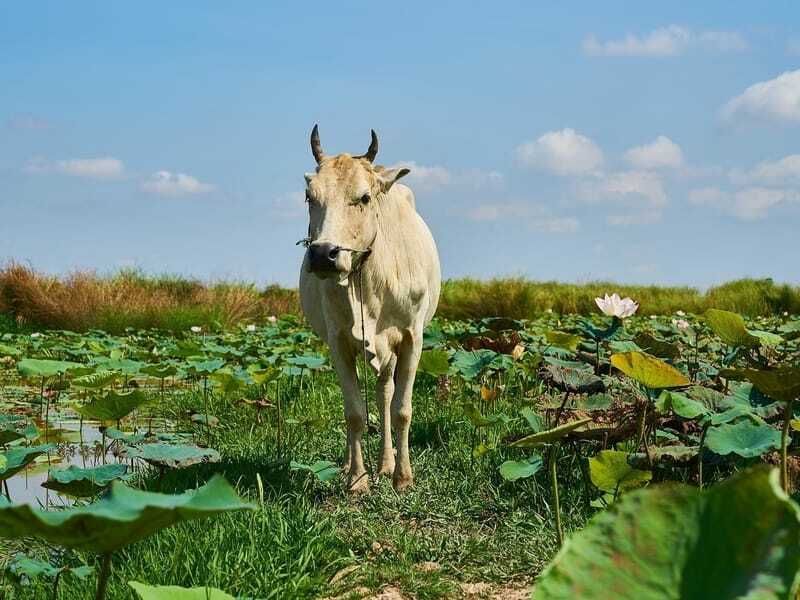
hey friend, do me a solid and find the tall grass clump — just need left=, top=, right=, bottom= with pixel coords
left=0, top=263, right=299, bottom=333
left=1, top=263, right=797, bottom=333
left=438, top=278, right=707, bottom=319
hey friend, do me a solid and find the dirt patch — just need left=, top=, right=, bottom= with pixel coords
left=460, top=581, right=531, bottom=599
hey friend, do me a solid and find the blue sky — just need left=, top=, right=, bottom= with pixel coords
left=2, top=2, right=799, bottom=287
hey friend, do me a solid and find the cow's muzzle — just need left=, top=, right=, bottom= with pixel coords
left=307, top=242, right=342, bottom=274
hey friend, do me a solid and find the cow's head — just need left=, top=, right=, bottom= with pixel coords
left=303, top=125, right=410, bottom=280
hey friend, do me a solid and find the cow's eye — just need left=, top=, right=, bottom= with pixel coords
left=359, top=193, right=371, bottom=205
left=305, top=191, right=313, bottom=204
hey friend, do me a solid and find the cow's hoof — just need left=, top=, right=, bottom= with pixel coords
left=377, top=458, right=395, bottom=477
left=347, top=472, right=370, bottom=494
left=378, top=465, right=395, bottom=478
left=392, top=473, right=414, bottom=492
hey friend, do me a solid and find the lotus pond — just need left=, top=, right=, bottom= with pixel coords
left=0, top=308, right=799, bottom=599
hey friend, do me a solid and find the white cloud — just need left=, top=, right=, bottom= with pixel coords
left=464, top=202, right=579, bottom=233
left=141, top=170, right=215, bottom=196
left=579, top=170, right=668, bottom=226
left=689, top=185, right=799, bottom=220
left=729, top=155, right=800, bottom=185
left=624, top=136, right=684, bottom=170
left=398, top=161, right=503, bottom=190
left=583, top=25, right=747, bottom=57
left=516, top=128, right=604, bottom=176
left=721, top=69, right=800, bottom=123
left=25, top=157, right=125, bottom=179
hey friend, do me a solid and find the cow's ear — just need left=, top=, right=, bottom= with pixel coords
left=376, top=166, right=410, bottom=192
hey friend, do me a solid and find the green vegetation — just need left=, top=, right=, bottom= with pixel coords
left=2, top=263, right=799, bottom=334
left=0, top=300, right=799, bottom=598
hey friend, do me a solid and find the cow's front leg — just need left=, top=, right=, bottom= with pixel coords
left=330, top=338, right=369, bottom=493
left=377, top=355, right=397, bottom=477
left=391, top=330, right=422, bottom=491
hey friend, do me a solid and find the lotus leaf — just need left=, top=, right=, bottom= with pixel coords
left=610, top=352, right=689, bottom=389
left=74, top=390, right=150, bottom=421
left=706, top=420, right=782, bottom=458
left=704, top=309, right=759, bottom=348
left=0, top=474, right=253, bottom=553
left=535, top=468, right=800, bottom=600
left=121, top=443, right=220, bottom=469
left=129, top=581, right=236, bottom=600
left=589, top=450, right=651, bottom=493
left=499, top=454, right=543, bottom=481
left=42, top=464, right=128, bottom=497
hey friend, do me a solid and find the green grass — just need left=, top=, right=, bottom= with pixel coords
left=1, top=372, right=587, bottom=599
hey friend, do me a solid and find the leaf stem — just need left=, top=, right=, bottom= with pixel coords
left=781, top=398, right=795, bottom=493
left=549, top=443, right=563, bottom=546
left=94, top=553, right=112, bottom=600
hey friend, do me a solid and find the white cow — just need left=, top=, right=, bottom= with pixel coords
left=299, top=125, right=441, bottom=492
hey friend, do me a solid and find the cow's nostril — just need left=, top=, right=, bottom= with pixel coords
left=328, top=247, right=340, bottom=261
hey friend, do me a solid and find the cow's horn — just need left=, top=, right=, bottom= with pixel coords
left=310, top=124, right=324, bottom=164
left=356, top=129, right=378, bottom=162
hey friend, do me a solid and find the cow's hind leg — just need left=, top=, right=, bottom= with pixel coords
left=391, top=330, right=422, bottom=491
left=330, top=338, right=369, bottom=493
left=377, top=355, right=397, bottom=477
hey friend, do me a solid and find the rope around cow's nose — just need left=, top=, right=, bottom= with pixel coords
left=296, top=238, right=374, bottom=274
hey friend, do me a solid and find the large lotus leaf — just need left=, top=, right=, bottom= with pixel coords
left=687, top=385, right=726, bottom=411
left=91, top=356, right=144, bottom=375
left=655, top=390, right=710, bottom=420
left=721, top=367, right=800, bottom=403
left=6, top=554, right=92, bottom=581
left=289, top=460, right=340, bottom=482
left=417, top=349, right=450, bottom=377
left=499, top=454, right=544, bottom=481
left=704, top=309, right=760, bottom=348
left=121, top=443, right=220, bottom=469
left=535, top=468, right=800, bottom=600
left=748, top=329, right=784, bottom=346
left=451, top=349, right=501, bottom=379
left=285, top=354, right=327, bottom=370
left=0, top=444, right=55, bottom=480
left=542, top=364, right=605, bottom=394
left=185, top=358, right=226, bottom=375
left=610, top=352, right=689, bottom=389
left=545, top=331, right=580, bottom=353
left=17, top=358, right=83, bottom=378
left=74, top=389, right=150, bottom=421
left=706, top=421, right=782, bottom=458
left=129, top=581, right=236, bottom=600
left=510, top=418, right=592, bottom=448
left=42, top=463, right=128, bottom=497
left=633, top=332, right=680, bottom=359
left=0, top=474, right=253, bottom=553
left=589, top=450, right=651, bottom=493
left=71, top=369, right=120, bottom=389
